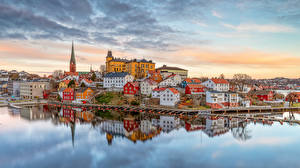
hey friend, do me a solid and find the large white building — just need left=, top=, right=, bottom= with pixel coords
left=160, top=88, right=180, bottom=106
left=103, top=72, right=134, bottom=90
left=140, top=79, right=157, bottom=96
left=202, top=78, right=229, bottom=92
left=206, top=91, right=239, bottom=109
left=20, top=81, right=49, bottom=99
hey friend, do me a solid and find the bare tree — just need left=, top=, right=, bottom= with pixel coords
left=232, top=74, right=252, bottom=92
left=286, top=92, right=298, bottom=107
left=219, top=74, right=225, bottom=79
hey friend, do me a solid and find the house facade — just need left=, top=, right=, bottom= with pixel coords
left=123, top=82, right=139, bottom=95
left=185, top=84, right=205, bottom=95
left=160, top=88, right=180, bottom=106
left=202, top=79, right=229, bottom=91
left=158, top=74, right=182, bottom=87
left=75, top=88, right=94, bottom=103
left=103, top=72, right=134, bottom=90
left=206, top=91, right=239, bottom=109
left=152, top=87, right=166, bottom=98
left=62, top=88, right=74, bottom=102
left=140, top=79, right=157, bottom=96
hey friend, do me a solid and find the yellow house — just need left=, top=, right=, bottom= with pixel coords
left=58, top=80, right=78, bottom=90
left=105, top=51, right=155, bottom=79
left=75, top=87, right=94, bottom=102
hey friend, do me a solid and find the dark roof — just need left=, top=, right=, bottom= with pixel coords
left=104, top=72, right=130, bottom=78
left=156, top=65, right=187, bottom=71
left=70, top=41, right=76, bottom=64
left=106, top=50, right=113, bottom=58
left=112, top=58, right=130, bottom=62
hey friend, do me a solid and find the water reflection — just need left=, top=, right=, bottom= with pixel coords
left=2, top=106, right=300, bottom=168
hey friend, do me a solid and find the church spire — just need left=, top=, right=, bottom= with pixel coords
left=70, top=41, right=76, bottom=64
left=70, top=41, right=76, bottom=73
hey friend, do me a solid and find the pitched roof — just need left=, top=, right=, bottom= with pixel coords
left=211, top=78, right=229, bottom=84
left=186, top=84, right=205, bottom=89
left=76, top=87, right=93, bottom=93
left=251, top=90, right=273, bottom=95
left=63, top=88, right=74, bottom=93
left=127, top=82, right=139, bottom=87
left=104, top=72, right=130, bottom=78
left=152, top=87, right=167, bottom=92
left=144, top=79, right=157, bottom=85
left=184, top=78, right=202, bottom=83
left=168, top=88, right=179, bottom=94
left=156, top=65, right=187, bottom=71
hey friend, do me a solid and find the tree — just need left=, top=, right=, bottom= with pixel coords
left=286, top=92, right=298, bottom=107
left=68, top=80, right=76, bottom=88
left=91, top=72, right=96, bottom=81
left=219, top=74, right=225, bottom=79
left=231, top=122, right=252, bottom=141
left=232, top=74, right=252, bottom=92
left=53, top=70, right=63, bottom=79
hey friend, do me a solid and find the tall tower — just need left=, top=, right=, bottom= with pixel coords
left=70, top=41, right=76, bottom=73
left=105, top=50, right=113, bottom=72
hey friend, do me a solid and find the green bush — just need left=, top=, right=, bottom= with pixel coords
left=131, top=100, right=140, bottom=106
left=96, top=92, right=114, bottom=104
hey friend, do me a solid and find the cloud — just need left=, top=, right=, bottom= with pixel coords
left=222, top=23, right=296, bottom=33
left=212, top=10, right=223, bottom=18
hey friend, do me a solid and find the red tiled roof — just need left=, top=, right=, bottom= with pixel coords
left=145, top=79, right=157, bottom=85
left=153, top=87, right=167, bottom=92
left=168, top=88, right=179, bottom=94
left=211, top=78, right=229, bottom=84
left=166, top=74, right=176, bottom=79
left=82, top=78, right=93, bottom=83
left=63, top=88, right=74, bottom=93
left=186, top=84, right=205, bottom=89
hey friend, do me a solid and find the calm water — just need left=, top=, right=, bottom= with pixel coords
left=1, top=106, right=300, bottom=168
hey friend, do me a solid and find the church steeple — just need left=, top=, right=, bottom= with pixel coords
left=70, top=41, right=76, bottom=73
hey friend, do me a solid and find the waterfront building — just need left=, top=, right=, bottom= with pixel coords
left=140, top=79, right=157, bottom=96
left=62, top=88, right=75, bottom=102
left=20, top=81, right=49, bottom=99
left=251, top=90, right=274, bottom=101
left=152, top=87, right=166, bottom=98
left=206, top=91, right=239, bottom=109
left=105, top=51, right=155, bottom=79
left=160, top=88, right=180, bottom=106
left=7, top=80, right=22, bottom=98
left=75, top=88, right=94, bottom=103
left=103, top=72, right=134, bottom=90
left=123, top=82, right=139, bottom=96
left=202, top=78, right=230, bottom=92
left=156, top=65, right=188, bottom=79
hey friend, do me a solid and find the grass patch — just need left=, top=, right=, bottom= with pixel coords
left=95, top=110, right=114, bottom=119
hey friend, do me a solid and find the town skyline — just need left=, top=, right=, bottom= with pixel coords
left=1, top=0, right=300, bottom=78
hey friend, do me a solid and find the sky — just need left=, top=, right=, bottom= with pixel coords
left=0, top=0, right=300, bottom=79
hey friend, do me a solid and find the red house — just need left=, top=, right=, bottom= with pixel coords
left=123, top=118, right=139, bottom=132
left=123, top=82, right=139, bottom=95
left=63, top=88, right=75, bottom=102
left=254, top=90, right=273, bottom=101
left=185, top=84, right=205, bottom=95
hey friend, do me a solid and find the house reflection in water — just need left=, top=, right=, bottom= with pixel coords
left=20, top=106, right=51, bottom=121
left=99, top=117, right=162, bottom=145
